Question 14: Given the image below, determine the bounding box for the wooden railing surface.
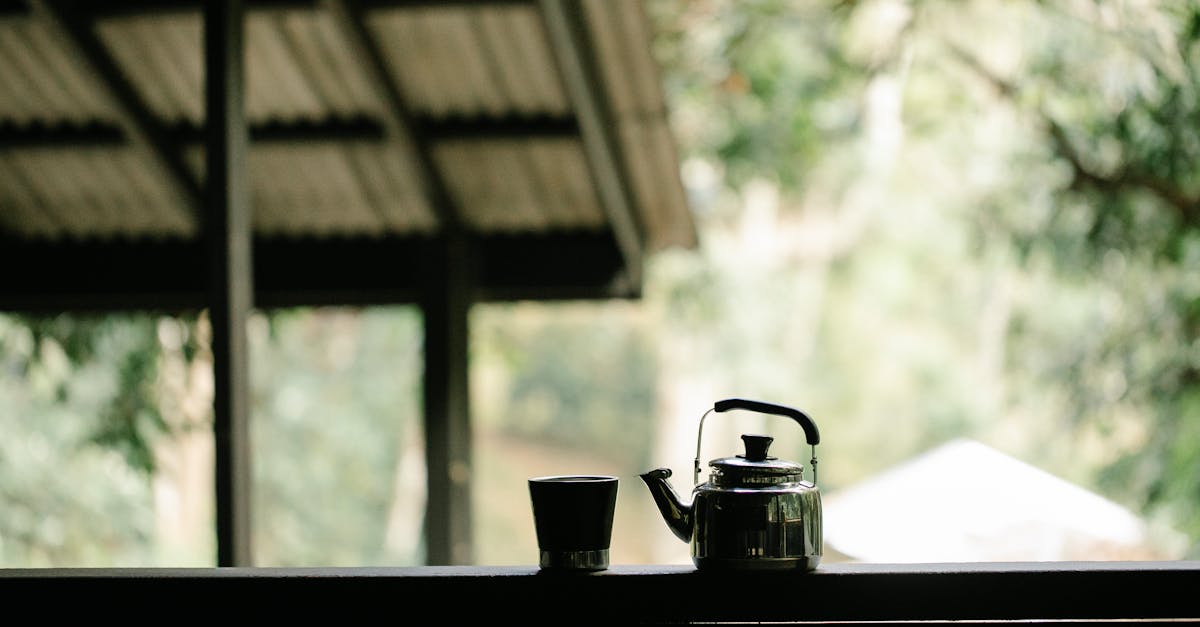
[3,561,1198,624]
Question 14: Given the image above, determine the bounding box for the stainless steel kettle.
[640,398,822,571]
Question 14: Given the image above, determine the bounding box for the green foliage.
[13,313,211,475]
[0,314,163,566]
[968,2,1200,552]
[88,321,168,474]
[649,0,868,195]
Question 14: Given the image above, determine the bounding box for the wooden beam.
[181,117,386,144]
[473,231,631,301]
[419,114,577,142]
[29,0,204,220]
[538,0,644,292]
[0,118,384,149]
[360,0,535,7]
[0,114,577,149]
[0,232,629,313]
[0,120,125,149]
[205,0,254,567]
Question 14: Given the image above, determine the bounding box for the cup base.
[539,549,609,571]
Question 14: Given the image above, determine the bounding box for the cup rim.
[529,474,618,483]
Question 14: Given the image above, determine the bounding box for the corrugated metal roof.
[0,0,696,258]
[0,17,119,123]
[368,5,571,118]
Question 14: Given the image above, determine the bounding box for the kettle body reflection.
[640,398,822,571]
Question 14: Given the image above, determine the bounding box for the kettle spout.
[639,468,693,543]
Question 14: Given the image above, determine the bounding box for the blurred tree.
[0,313,171,565]
[955,1,1200,552]
[248,306,424,567]
[645,0,1198,555]
[473,303,658,470]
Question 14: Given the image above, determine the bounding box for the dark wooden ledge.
[3,561,1198,624]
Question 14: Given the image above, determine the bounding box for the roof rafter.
[538,0,644,293]
[321,0,462,231]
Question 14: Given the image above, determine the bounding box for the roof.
[822,439,1182,562]
[0,0,696,310]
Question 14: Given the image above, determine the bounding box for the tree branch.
[946,43,1200,226]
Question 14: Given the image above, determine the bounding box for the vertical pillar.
[205,0,253,567]
[422,233,474,565]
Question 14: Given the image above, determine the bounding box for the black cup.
[528,475,619,571]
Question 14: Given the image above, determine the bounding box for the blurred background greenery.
[1,0,1197,566]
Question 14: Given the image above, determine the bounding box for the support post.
[421,233,474,565]
[205,0,253,567]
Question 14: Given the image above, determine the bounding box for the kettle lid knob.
[740,434,775,462]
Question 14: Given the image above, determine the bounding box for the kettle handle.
[694,398,820,485]
[714,398,820,445]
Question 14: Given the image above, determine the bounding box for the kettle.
[640,398,822,571]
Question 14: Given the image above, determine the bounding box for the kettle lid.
[709,434,804,485]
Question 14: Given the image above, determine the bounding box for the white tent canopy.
[823,438,1179,563]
